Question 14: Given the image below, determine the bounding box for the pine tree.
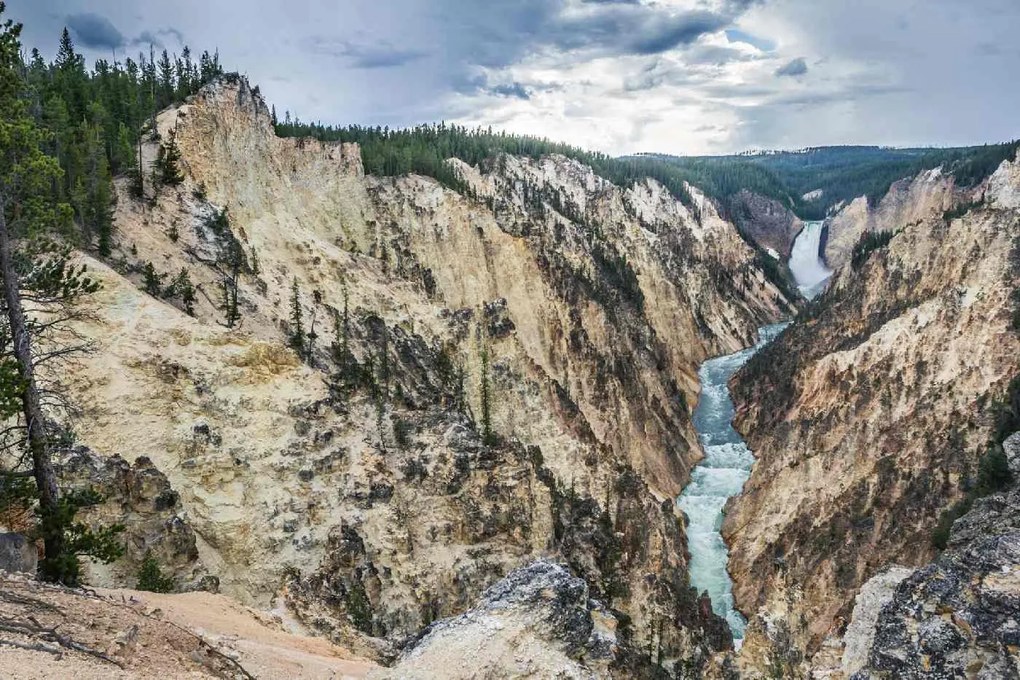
[480,347,496,446]
[288,277,305,355]
[155,125,184,186]
[136,551,175,593]
[142,262,163,296]
[176,269,196,315]
[156,49,174,107]
[0,7,123,585]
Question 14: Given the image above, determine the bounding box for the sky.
[8,0,1020,155]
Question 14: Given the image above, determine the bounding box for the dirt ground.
[0,572,378,679]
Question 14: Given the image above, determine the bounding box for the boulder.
[0,533,37,575]
[1003,431,1020,477]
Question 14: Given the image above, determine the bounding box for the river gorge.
[678,220,834,643]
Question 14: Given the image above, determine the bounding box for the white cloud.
[7,0,1019,154]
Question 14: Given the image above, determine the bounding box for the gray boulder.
[0,533,37,575]
[1004,432,1020,477]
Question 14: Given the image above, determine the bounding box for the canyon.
[29,76,795,677]
[1,72,1017,679]
[724,152,1020,677]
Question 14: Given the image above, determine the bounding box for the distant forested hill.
[277,115,1015,225]
[642,142,1019,219]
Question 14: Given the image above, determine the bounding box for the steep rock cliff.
[822,168,961,269]
[832,432,1020,679]
[725,153,1020,674]
[52,76,791,674]
[727,189,804,259]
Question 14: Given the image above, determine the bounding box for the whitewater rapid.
[677,323,788,642]
[789,221,832,300]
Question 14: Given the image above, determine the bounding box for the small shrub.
[136,551,175,593]
[851,230,894,269]
[394,418,414,449]
[932,447,1013,549]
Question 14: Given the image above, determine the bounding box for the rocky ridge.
[821,167,961,270]
[831,432,1020,679]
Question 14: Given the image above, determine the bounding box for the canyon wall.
[727,189,804,259]
[53,76,792,675]
[821,168,960,269]
[725,154,1020,675]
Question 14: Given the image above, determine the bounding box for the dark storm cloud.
[775,57,808,77]
[66,12,124,49]
[453,73,542,100]
[546,7,730,57]
[431,0,742,72]
[64,12,184,52]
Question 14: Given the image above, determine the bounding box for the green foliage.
[136,551,175,593]
[943,197,984,222]
[142,261,163,295]
[288,277,305,355]
[344,578,373,634]
[932,447,1014,550]
[201,208,245,327]
[480,347,497,446]
[274,119,695,208]
[393,418,413,449]
[37,487,125,586]
[165,267,196,315]
[154,127,184,186]
[995,375,1020,443]
[14,22,223,252]
[850,230,895,269]
[2,7,125,587]
[0,473,33,519]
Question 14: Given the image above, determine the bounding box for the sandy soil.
[0,572,377,679]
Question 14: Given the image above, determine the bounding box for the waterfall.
[789,221,832,300]
[677,323,788,644]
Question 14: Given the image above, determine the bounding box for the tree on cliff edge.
[0,4,122,584]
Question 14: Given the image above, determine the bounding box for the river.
[677,323,788,643]
[676,221,831,642]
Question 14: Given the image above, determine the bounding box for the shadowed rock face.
[727,189,804,259]
[55,447,208,591]
[848,433,1020,679]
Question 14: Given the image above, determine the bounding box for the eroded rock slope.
[725,153,1020,675]
[50,76,792,675]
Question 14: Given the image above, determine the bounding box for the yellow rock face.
[55,76,792,668]
[725,154,1020,674]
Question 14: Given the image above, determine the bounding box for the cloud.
[136,27,185,49]
[308,37,428,68]
[550,7,730,57]
[488,82,532,99]
[775,57,808,77]
[725,28,775,52]
[66,12,124,50]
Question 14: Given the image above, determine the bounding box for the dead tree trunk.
[0,208,63,563]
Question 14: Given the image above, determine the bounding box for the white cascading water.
[788,221,832,300]
[677,323,788,644]
[677,221,827,643]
